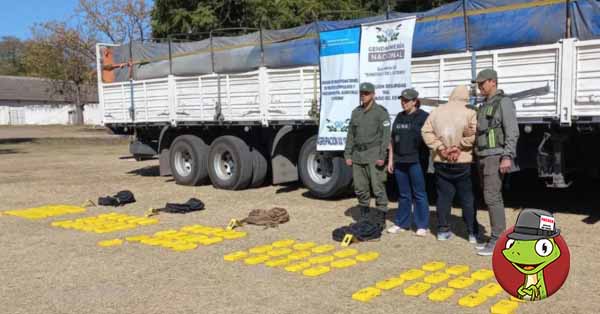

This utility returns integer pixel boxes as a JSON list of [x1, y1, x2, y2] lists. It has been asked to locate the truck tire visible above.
[[298, 135, 352, 198], [250, 147, 268, 188], [169, 135, 209, 186], [208, 135, 253, 190]]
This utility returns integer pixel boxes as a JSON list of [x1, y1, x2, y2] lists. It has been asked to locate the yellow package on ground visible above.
[[400, 269, 426, 281], [180, 225, 204, 232], [308, 255, 335, 264], [293, 242, 317, 250], [424, 272, 450, 284], [490, 299, 520, 314], [249, 245, 273, 254], [428, 287, 455, 302], [224, 251, 248, 262], [333, 248, 358, 258], [352, 287, 381, 302], [272, 239, 295, 248], [471, 269, 495, 281], [198, 237, 223, 246], [422, 261, 446, 272], [265, 258, 291, 267], [287, 250, 311, 261], [375, 277, 404, 290], [268, 248, 293, 257], [4, 205, 86, 220], [244, 255, 270, 265], [220, 231, 247, 240], [331, 258, 357, 269], [403, 282, 431, 296], [125, 235, 150, 242], [140, 238, 163, 246], [98, 239, 123, 247], [171, 243, 198, 252], [355, 251, 379, 262], [284, 262, 311, 272], [478, 283, 504, 297], [458, 292, 488, 308], [446, 265, 469, 276], [53, 213, 156, 233], [303, 265, 331, 277], [154, 230, 178, 237], [448, 276, 475, 289], [311, 244, 335, 254]]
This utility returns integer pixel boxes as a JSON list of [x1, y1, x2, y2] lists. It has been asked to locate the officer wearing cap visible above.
[[344, 82, 391, 228], [386, 88, 430, 236], [475, 69, 520, 256]]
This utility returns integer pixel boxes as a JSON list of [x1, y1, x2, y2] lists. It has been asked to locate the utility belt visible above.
[[355, 140, 381, 152]]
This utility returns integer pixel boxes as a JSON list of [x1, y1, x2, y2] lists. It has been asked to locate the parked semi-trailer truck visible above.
[[95, 0, 600, 197]]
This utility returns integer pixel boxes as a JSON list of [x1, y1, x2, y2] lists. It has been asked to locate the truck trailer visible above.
[[96, 0, 600, 197]]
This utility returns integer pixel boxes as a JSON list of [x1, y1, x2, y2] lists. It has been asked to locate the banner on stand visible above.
[[359, 17, 416, 117], [317, 27, 361, 151]]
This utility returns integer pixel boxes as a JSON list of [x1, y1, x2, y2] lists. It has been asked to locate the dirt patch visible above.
[[0, 131, 598, 314]]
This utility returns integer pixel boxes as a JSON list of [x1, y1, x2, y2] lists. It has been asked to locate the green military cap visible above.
[[400, 88, 419, 100], [359, 82, 375, 93], [476, 69, 498, 83]]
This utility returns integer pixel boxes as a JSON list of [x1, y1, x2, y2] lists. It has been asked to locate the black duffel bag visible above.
[[98, 190, 136, 206], [349, 221, 382, 241], [162, 198, 205, 213], [332, 221, 382, 242]]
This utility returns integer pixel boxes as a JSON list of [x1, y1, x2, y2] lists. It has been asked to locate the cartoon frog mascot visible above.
[[502, 209, 561, 301]]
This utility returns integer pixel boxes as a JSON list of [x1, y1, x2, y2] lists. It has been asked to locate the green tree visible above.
[[77, 0, 151, 43], [151, 0, 383, 38], [23, 22, 97, 125], [151, 0, 457, 38], [0, 36, 27, 76]]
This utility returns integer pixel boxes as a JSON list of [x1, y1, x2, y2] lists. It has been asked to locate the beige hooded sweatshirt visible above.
[[421, 85, 477, 164]]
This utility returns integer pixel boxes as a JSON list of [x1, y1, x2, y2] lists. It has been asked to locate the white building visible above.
[[0, 76, 101, 125]]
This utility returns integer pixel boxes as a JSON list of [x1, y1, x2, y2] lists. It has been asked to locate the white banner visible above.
[[317, 28, 361, 151], [360, 17, 416, 118]]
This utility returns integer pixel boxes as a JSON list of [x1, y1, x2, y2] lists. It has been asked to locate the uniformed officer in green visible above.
[[344, 82, 391, 227], [474, 69, 520, 256]]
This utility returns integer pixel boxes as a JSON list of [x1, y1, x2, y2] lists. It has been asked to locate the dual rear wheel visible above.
[[170, 135, 266, 190], [169, 134, 351, 197]]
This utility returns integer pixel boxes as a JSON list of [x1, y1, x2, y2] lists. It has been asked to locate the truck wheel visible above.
[[208, 135, 253, 190], [250, 147, 268, 188], [298, 135, 352, 198], [169, 135, 209, 186]]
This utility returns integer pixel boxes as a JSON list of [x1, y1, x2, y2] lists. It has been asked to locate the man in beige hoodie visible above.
[[422, 85, 480, 244]]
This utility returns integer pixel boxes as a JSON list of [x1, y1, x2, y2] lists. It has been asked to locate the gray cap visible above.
[[401, 88, 419, 100], [360, 82, 375, 93], [476, 69, 498, 83], [508, 209, 560, 240]]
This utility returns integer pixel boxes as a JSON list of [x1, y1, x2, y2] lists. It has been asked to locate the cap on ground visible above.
[[508, 208, 560, 240], [360, 82, 375, 93], [401, 88, 419, 100], [476, 69, 498, 83]]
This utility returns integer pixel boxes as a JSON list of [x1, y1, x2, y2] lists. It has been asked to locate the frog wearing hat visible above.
[[502, 209, 561, 301]]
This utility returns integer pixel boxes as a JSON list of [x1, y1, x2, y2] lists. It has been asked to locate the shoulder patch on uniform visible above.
[[383, 120, 390, 127]]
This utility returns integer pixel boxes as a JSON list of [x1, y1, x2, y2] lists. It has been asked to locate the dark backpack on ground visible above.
[[332, 221, 382, 242], [98, 190, 136, 206], [162, 198, 205, 213], [350, 221, 382, 241], [332, 225, 352, 242]]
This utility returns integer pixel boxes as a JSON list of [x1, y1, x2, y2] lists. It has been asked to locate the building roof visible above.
[[0, 76, 98, 103]]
